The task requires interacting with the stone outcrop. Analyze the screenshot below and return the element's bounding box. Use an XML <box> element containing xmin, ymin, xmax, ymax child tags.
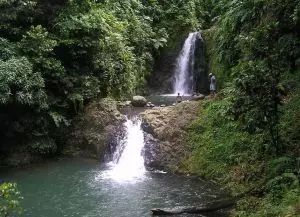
<box><xmin>66</xmin><ymin>98</ymin><xmax>126</xmax><ymax>159</ymax></box>
<box><xmin>191</xmin><ymin>94</ymin><xmax>205</xmax><ymax>101</ymax></box>
<box><xmin>141</xmin><ymin>101</ymin><xmax>203</xmax><ymax>171</ymax></box>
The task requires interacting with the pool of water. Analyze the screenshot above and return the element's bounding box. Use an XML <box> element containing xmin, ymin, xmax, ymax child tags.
<box><xmin>146</xmin><ymin>94</ymin><xmax>192</xmax><ymax>106</ymax></box>
<box><xmin>1</xmin><ymin>158</ymin><xmax>229</xmax><ymax>217</ymax></box>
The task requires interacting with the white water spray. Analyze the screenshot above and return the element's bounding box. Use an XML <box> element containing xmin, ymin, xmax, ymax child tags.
<box><xmin>101</xmin><ymin>117</ymin><xmax>146</xmax><ymax>182</ymax></box>
<box><xmin>173</xmin><ymin>32</ymin><xmax>200</xmax><ymax>95</ymax></box>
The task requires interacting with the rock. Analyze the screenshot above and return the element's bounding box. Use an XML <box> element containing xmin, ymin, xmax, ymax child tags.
<box><xmin>141</xmin><ymin>121</ymin><xmax>154</xmax><ymax>135</ymax></box>
<box><xmin>160</xmin><ymin>104</ymin><xmax>166</xmax><ymax>107</ymax></box>
<box><xmin>146</xmin><ymin>102</ymin><xmax>155</xmax><ymax>108</ymax></box>
<box><xmin>148</xmin><ymin>32</ymin><xmax>209</xmax><ymax>94</ymax></box>
<box><xmin>66</xmin><ymin>98</ymin><xmax>126</xmax><ymax>159</ymax></box>
<box><xmin>131</xmin><ymin>96</ymin><xmax>147</xmax><ymax>107</ymax></box>
<box><xmin>141</xmin><ymin>101</ymin><xmax>203</xmax><ymax>171</ymax></box>
<box><xmin>125</xmin><ymin>101</ymin><xmax>131</xmax><ymax>106</ymax></box>
<box><xmin>193</xmin><ymin>33</ymin><xmax>210</xmax><ymax>94</ymax></box>
<box><xmin>142</xmin><ymin>133</ymin><xmax>165</xmax><ymax>171</ymax></box>
<box><xmin>117</xmin><ymin>100</ymin><xmax>132</xmax><ymax>107</ymax></box>
<box><xmin>191</xmin><ymin>94</ymin><xmax>205</xmax><ymax>101</ymax></box>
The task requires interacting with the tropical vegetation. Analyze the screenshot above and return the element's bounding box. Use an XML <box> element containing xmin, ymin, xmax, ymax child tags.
<box><xmin>0</xmin><ymin>0</ymin><xmax>299</xmax><ymax>216</ymax></box>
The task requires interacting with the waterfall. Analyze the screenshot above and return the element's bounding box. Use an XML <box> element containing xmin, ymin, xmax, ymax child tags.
<box><xmin>102</xmin><ymin>116</ymin><xmax>146</xmax><ymax>182</ymax></box>
<box><xmin>173</xmin><ymin>32</ymin><xmax>201</xmax><ymax>95</ymax></box>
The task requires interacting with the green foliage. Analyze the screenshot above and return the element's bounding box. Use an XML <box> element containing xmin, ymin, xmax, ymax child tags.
<box><xmin>187</xmin><ymin>0</ymin><xmax>300</xmax><ymax>207</ymax></box>
<box><xmin>28</xmin><ymin>138</ymin><xmax>57</xmax><ymax>156</ymax></box>
<box><xmin>0</xmin><ymin>0</ymin><xmax>170</xmax><ymax>155</ymax></box>
<box><xmin>230</xmin><ymin>60</ymin><xmax>282</xmax><ymax>152</ymax></box>
<box><xmin>0</xmin><ymin>57</ymin><xmax>47</xmax><ymax>109</ymax></box>
<box><xmin>186</xmin><ymin>95</ymin><xmax>300</xmax><ymax>216</ymax></box>
<box><xmin>0</xmin><ymin>0</ymin><xmax>36</xmax><ymax>40</ymax></box>
<box><xmin>207</xmin><ymin>0</ymin><xmax>300</xmax><ymax>155</ymax></box>
<box><xmin>0</xmin><ymin>182</ymin><xmax>23</xmax><ymax>217</ymax></box>
<box><xmin>186</xmin><ymin>96</ymin><xmax>265</xmax><ymax>193</ymax></box>
<box><xmin>201</xmin><ymin>28</ymin><xmax>227</xmax><ymax>88</ymax></box>
<box><xmin>233</xmin><ymin>188</ymin><xmax>300</xmax><ymax>217</ymax></box>
<box><xmin>0</xmin><ymin>38</ymin><xmax>16</xmax><ymax>60</ymax></box>
<box><xmin>0</xmin><ymin>0</ymin><xmax>299</xmax><ymax>216</ymax></box>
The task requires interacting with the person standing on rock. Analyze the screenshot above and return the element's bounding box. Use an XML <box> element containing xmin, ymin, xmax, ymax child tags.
<box><xmin>209</xmin><ymin>73</ymin><xmax>216</xmax><ymax>97</ymax></box>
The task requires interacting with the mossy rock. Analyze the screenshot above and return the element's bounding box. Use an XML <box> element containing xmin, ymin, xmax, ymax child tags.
<box><xmin>66</xmin><ymin>98</ymin><xmax>126</xmax><ymax>159</ymax></box>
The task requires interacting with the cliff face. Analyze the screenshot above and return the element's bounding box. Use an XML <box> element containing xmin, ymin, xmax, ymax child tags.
<box><xmin>194</xmin><ymin>34</ymin><xmax>209</xmax><ymax>94</ymax></box>
<box><xmin>148</xmin><ymin>47</ymin><xmax>181</xmax><ymax>94</ymax></box>
<box><xmin>66</xmin><ymin>98</ymin><xmax>126</xmax><ymax>159</ymax></box>
<box><xmin>148</xmin><ymin>32</ymin><xmax>209</xmax><ymax>94</ymax></box>
<box><xmin>141</xmin><ymin>101</ymin><xmax>203</xmax><ymax>171</ymax></box>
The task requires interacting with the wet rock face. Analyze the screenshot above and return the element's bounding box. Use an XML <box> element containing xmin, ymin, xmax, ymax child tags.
<box><xmin>104</xmin><ymin>124</ymin><xmax>126</xmax><ymax>162</ymax></box>
<box><xmin>148</xmin><ymin>32</ymin><xmax>209</xmax><ymax>95</ymax></box>
<box><xmin>142</xmin><ymin>133</ymin><xmax>165</xmax><ymax>171</ymax></box>
<box><xmin>141</xmin><ymin>101</ymin><xmax>203</xmax><ymax>171</ymax></box>
<box><xmin>66</xmin><ymin>98</ymin><xmax>126</xmax><ymax>159</ymax></box>
<box><xmin>193</xmin><ymin>34</ymin><xmax>209</xmax><ymax>94</ymax></box>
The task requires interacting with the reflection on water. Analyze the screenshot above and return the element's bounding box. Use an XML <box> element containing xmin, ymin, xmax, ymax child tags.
<box><xmin>0</xmin><ymin>159</ymin><xmax>229</xmax><ymax>217</ymax></box>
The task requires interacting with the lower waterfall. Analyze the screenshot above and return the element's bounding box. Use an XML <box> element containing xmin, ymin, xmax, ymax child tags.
<box><xmin>102</xmin><ymin>116</ymin><xmax>146</xmax><ymax>182</ymax></box>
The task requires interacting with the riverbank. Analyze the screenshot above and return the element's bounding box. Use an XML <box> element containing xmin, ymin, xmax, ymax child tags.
<box><xmin>140</xmin><ymin>93</ymin><xmax>299</xmax><ymax>216</ymax></box>
<box><xmin>183</xmin><ymin>94</ymin><xmax>300</xmax><ymax>216</ymax></box>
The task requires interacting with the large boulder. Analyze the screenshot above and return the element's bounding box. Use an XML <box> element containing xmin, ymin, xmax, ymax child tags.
<box><xmin>131</xmin><ymin>96</ymin><xmax>147</xmax><ymax>107</ymax></box>
<box><xmin>66</xmin><ymin>98</ymin><xmax>126</xmax><ymax>159</ymax></box>
<box><xmin>141</xmin><ymin>101</ymin><xmax>203</xmax><ymax>171</ymax></box>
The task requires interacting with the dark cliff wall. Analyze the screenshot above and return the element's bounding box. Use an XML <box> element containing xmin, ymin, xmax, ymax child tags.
<box><xmin>148</xmin><ymin>34</ymin><xmax>186</xmax><ymax>94</ymax></box>
<box><xmin>148</xmin><ymin>31</ymin><xmax>209</xmax><ymax>94</ymax></box>
<box><xmin>193</xmin><ymin>34</ymin><xmax>209</xmax><ymax>94</ymax></box>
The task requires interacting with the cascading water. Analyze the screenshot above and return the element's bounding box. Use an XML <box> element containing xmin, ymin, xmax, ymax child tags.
<box><xmin>173</xmin><ymin>32</ymin><xmax>201</xmax><ymax>95</ymax></box>
<box><xmin>101</xmin><ymin>116</ymin><xmax>146</xmax><ymax>182</ymax></box>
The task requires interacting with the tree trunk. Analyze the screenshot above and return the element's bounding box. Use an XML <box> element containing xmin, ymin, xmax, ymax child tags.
<box><xmin>151</xmin><ymin>198</ymin><xmax>235</xmax><ymax>215</ymax></box>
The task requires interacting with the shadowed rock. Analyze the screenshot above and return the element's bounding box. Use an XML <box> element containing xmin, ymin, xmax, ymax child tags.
<box><xmin>66</xmin><ymin>98</ymin><xmax>126</xmax><ymax>159</ymax></box>
<box><xmin>141</xmin><ymin>101</ymin><xmax>203</xmax><ymax>171</ymax></box>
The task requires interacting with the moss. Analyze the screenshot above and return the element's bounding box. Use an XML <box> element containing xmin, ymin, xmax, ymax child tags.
<box><xmin>202</xmin><ymin>28</ymin><xmax>227</xmax><ymax>89</ymax></box>
<box><xmin>184</xmin><ymin>90</ymin><xmax>300</xmax><ymax>216</ymax></box>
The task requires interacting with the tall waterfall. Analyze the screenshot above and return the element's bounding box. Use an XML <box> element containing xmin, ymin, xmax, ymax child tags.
<box><xmin>173</xmin><ymin>32</ymin><xmax>200</xmax><ymax>95</ymax></box>
<box><xmin>102</xmin><ymin>117</ymin><xmax>146</xmax><ymax>182</ymax></box>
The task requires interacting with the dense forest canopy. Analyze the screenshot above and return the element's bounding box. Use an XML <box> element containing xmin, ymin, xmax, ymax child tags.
<box><xmin>0</xmin><ymin>0</ymin><xmax>205</xmax><ymax>155</ymax></box>
<box><xmin>1</xmin><ymin>0</ymin><xmax>300</xmax><ymax>216</ymax></box>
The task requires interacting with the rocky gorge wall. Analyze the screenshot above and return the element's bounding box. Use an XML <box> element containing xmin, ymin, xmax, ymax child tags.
<box><xmin>65</xmin><ymin>97</ymin><xmax>204</xmax><ymax>172</ymax></box>
<box><xmin>65</xmin><ymin>98</ymin><xmax>126</xmax><ymax>159</ymax></box>
<box><xmin>148</xmin><ymin>31</ymin><xmax>209</xmax><ymax>94</ymax></box>
<box><xmin>141</xmin><ymin>101</ymin><xmax>203</xmax><ymax>171</ymax></box>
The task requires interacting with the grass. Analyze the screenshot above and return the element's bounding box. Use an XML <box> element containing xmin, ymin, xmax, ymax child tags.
<box><xmin>184</xmin><ymin>79</ymin><xmax>300</xmax><ymax>216</ymax></box>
